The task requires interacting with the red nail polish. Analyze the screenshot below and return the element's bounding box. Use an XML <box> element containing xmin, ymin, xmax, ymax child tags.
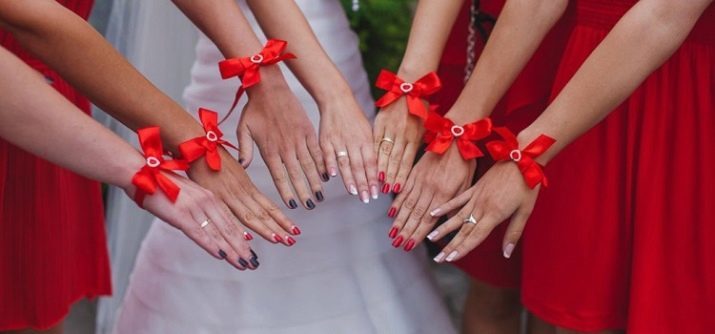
<box><xmin>392</xmin><ymin>235</ymin><xmax>404</xmax><ymax>248</ymax></box>
<box><xmin>291</xmin><ymin>226</ymin><xmax>301</xmax><ymax>235</ymax></box>
<box><xmin>393</xmin><ymin>183</ymin><xmax>402</xmax><ymax>193</ymax></box>
<box><xmin>404</xmin><ymin>239</ymin><xmax>415</xmax><ymax>252</ymax></box>
<box><xmin>388</xmin><ymin>227</ymin><xmax>398</xmax><ymax>238</ymax></box>
<box><xmin>378</xmin><ymin>171</ymin><xmax>385</xmax><ymax>182</ymax></box>
<box><xmin>381</xmin><ymin>183</ymin><xmax>391</xmax><ymax>194</ymax></box>
<box><xmin>273</xmin><ymin>234</ymin><xmax>283</xmax><ymax>243</ymax></box>
<box><xmin>387</xmin><ymin>207</ymin><xmax>397</xmax><ymax>218</ymax></box>
<box><xmin>286</xmin><ymin>236</ymin><xmax>296</xmax><ymax>246</ymax></box>
<box><xmin>243</xmin><ymin>232</ymin><xmax>254</xmax><ymax>241</ymax></box>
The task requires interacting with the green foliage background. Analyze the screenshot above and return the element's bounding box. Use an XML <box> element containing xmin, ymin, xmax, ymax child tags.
<box><xmin>339</xmin><ymin>0</ymin><xmax>416</xmax><ymax>96</ymax></box>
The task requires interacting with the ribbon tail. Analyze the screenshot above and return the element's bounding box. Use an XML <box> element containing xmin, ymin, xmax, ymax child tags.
<box><xmin>375</xmin><ymin>92</ymin><xmax>402</xmax><ymax>108</ymax></box>
<box><xmin>425</xmin><ymin>137</ymin><xmax>452</xmax><ymax>155</ymax></box>
<box><xmin>220</xmin><ymin>86</ymin><xmax>246</xmax><ymax>125</ymax></box>
<box><xmin>486</xmin><ymin>141</ymin><xmax>511</xmax><ymax>161</ymax></box>
<box><xmin>131</xmin><ymin>171</ymin><xmax>157</xmax><ymax>207</ymax></box>
<box><xmin>457</xmin><ymin>140</ymin><xmax>483</xmax><ymax>160</ymax></box>
<box><xmin>206</xmin><ymin>149</ymin><xmax>222</xmax><ymax>171</ymax></box>
<box><xmin>178</xmin><ymin>139</ymin><xmax>208</xmax><ymax>163</ymax></box>
<box><xmin>406</xmin><ymin>96</ymin><xmax>428</xmax><ymax>120</ymax></box>
<box><xmin>155</xmin><ymin>172</ymin><xmax>182</xmax><ymax>203</ymax></box>
<box><xmin>520</xmin><ymin>160</ymin><xmax>545</xmax><ymax>189</ymax></box>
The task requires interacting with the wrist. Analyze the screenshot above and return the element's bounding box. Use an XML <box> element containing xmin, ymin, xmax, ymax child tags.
<box><xmin>116</xmin><ymin>154</ymin><xmax>146</xmax><ymax>190</ymax></box>
<box><xmin>397</xmin><ymin>62</ymin><xmax>437</xmax><ymax>82</ymax></box>
<box><xmin>245</xmin><ymin>66</ymin><xmax>290</xmax><ymax>97</ymax></box>
<box><xmin>517</xmin><ymin>126</ymin><xmax>558</xmax><ymax>165</ymax></box>
<box><xmin>443</xmin><ymin>105</ymin><xmax>490</xmax><ymax>125</ymax></box>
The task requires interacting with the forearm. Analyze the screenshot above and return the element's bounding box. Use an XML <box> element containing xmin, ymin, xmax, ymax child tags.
<box><xmin>0</xmin><ymin>0</ymin><xmax>203</xmax><ymax>151</ymax></box>
<box><xmin>518</xmin><ymin>0</ymin><xmax>711</xmax><ymax>163</ymax></box>
<box><xmin>398</xmin><ymin>0</ymin><xmax>465</xmax><ymax>80</ymax></box>
<box><xmin>245</xmin><ymin>0</ymin><xmax>352</xmax><ymax>107</ymax></box>
<box><xmin>446</xmin><ymin>0</ymin><xmax>567</xmax><ymax>123</ymax></box>
<box><xmin>0</xmin><ymin>46</ymin><xmax>142</xmax><ymax>188</ymax></box>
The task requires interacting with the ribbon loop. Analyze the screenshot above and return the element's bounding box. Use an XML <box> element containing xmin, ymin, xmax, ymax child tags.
<box><xmin>132</xmin><ymin>127</ymin><xmax>189</xmax><ymax>207</ymax></box>
<box><xmin>374</xmin><ymin>70</ymin><xmax>442</xmax><ymax>120</ymax></box>
<box><xmin>423</xmin><ymin>111</ymin><xmax>492</xmax><ymax>160</ymax></box>
<box><xmin>178</xmin><ymin>108</ymin><xmax>239</xmax><ymax>171</ymax></box>
<box><xmin>486</xmin><ymin>127</ymin><xmax>556</xmax><ymax>188</ymax></box>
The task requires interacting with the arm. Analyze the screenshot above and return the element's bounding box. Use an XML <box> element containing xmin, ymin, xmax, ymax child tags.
<box><xmin>0</xmin><ymin>45</ymin><xmax>255</xmax><ymax>269</ymax></box>
<box><xmin>433</xmin><ymin>0</ymin><xmax>713</xmax><ymax>262</ymax></box>
<box><xmin>0</xmin><ymin>0</ymin><xmax>297</xmax><ymax>246</ymax></box>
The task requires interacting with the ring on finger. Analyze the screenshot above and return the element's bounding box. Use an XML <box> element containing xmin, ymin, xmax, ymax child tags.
<box><xmin>200</xmin><ymin>219</ymin><xmax>211</xmax><ymax>229</ymax></box>
<box><xmin>380</xmin><ymin>137</ymin><xmax>395</xmax><ymax>144</ymax></box>
<box><xmin>336</xmin><ymin>150</ymin><xmax>348</xmax><ymax>158</ymax></box>
<box><xmin>463</xmin><ymin>214</ymin><xmax>477</xmax><ymax>225</ymax></box>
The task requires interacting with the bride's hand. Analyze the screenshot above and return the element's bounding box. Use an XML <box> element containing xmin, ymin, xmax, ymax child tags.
<box><xmin>428</xmin><ymin>162</ymin><xmax>539</xmax><ymax>263</ymax></box>
<box><xmin>318</xmin><ymin>93</ymin><xmax>379</xmax><ymax>203</ymax></box>
<box><xmin>237</xmin><ymin>77</ymin><xmax>327</xmax><ymax>211</ymax></box>
<box><xmin>124</xmin><ymin>171</ymin><xmax>259</xmax><ymax>270</ymax></box>
<box><xmin>373</xmin><ymin>99</ymin><xmax>424</xmax><ymax>195</ymax></box>
<box><xmin>388</xmin><ymin>148</ymin><xmax>475</xmax><ymax>251</ymax></box>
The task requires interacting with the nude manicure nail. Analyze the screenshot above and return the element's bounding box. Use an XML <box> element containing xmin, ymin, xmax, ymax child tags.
<box><xmin>360</xmin><ymin>191</ymin><xmax>370</xmax><ymax>204</ymax></box>
<box><xmin>349</xmin><ymin>184</ymin><xmax>358</xmax><ymax>195</ymax></box>
<box><xmin>330</xmin><ymin>167</ymin><xmax>338</xmax><ymax>177</ymax></box>
<box><xmin>433</xmin><ymin>252</ymin><xmax>446</xmax><ymax>262</ymax></box>
<box><xmin>370</xmin><ymin>185</ymin><xmax>379</xmax><ymax>200</ymax></box>
<box><xmin>429</xmin><ymin>208</ymin><xmax>441</xmax><ymax>217</ymax></box>
<box><xmin>503</xmin><ymin>243</ymin><xmax>515</xmax><ymax>259</ymax></box>
<box><xmin>446</xmin><ymin>251</ymin><xmax>459</xmax><ymax>262</ymax></box>
<box><xmin>426</xmin><ymin>230</ymin><xmax>439</xmax><ymax>241</ymax></box>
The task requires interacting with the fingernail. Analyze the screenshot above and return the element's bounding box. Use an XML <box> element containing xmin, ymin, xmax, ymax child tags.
<box><xmin>388</xmin><ymin>226</ymin><xmax>398</xmax><ymax>238</ymax></box>
<box><xmin>349</xmin><ymin>184</ymin><xmax>358</xmax><ymax>195</ymax></box>
<box><xmin>381</xmin><ymin>183</ymin><xmax>391</xmax><ymax>194</ymax></box>
<box><xmin>360</xmin><ymin>191</ymin><xmax>370</xmax><ymax>204</ymax></box>
<box><xmin>285</xmin><ymin>236</ymin><xmax>296</xmax><ymax>246</ymax></box>
<box><xmin>306</xmin><ymin>199</ymin><xmax>316</xmax><ymax>209</ymax></box>
<box><xmin>393</xmin><ymin>183</ymin><xmax>402</xmax><ymax>193</ymax></box>
<box><xmin>429</xmin><ymin>208</ymin><xmax>441</xmax><ymax>217</ymax></box>
<box><xmin>250</xmin><ymin>249</ymin><xmax>258</xmax><ymax>259</ymax></box>
<box><xmin>426</xmin><ymin>230</ymin><xmax>439</xmax><ymax>241</ymax></box>
<box><xmin>243</xmin><ymin>231</ymin><xmax>254</xmax><ymax>241</ymax></box>
<box><xmin>272</xmin><ymin>233</ymin><xmax>283</xmax><ymax>243</ymax></box>
<box><xmin>392</xmin><ymin>235</ymin><xmax>404</xmax><ymax>248</ymax></box>
<box><xmin>404</xmin><ymin>239</ymin><xmax>415</xmax><ymax>252</ymax></box>
<box><xmin>370</xmin><ymin>185</ymin><xmax>379</xmax><ymax>200</ymax></box>
<box><xmin>291</xmin><ymin>225</ymin><xmax>301</xmax><ymax>235</ymax></box>
<box><xmin>288</xmin><ymin>199</ymin><xmax>298</xmax><ymax>209</ymax></box>
<box><xmin>330</xmin><ymin>167</ymin><xmax>338</xmax><ymax>177</ymax></box>
<box><xmin>446</xmin><ymin>251</ymin><xmax>459</xmax><ymax>262</ymax></box>
<box><xmin>238</xmin><ymin>258</ymin><xmax>249</xmax><ymax>268</ymax></box>
<box><xmin>433</xmin><ymin>252</ymin><xmax>446</xmax><ymax>262</ymax></box>
<box><xmin>315</xmin><ymin>191</ymin><xmax>324</xmax><ymax>202</ymax></box>
<box><xmin>238</xmin><ymin>158</ymin><xmax>245</xmax><ymax>165</ymax></box>
<box><xmin>250</xmin><ymin>257</ymin><xmax>260</xmax><ymax>268</ymax></box>
<box><xmin>378</xmin><ymin>171</ymin><xmax>385</xmax><ymax>182</ymax></box>
<box><xmin>387</xmin><ymin>207</ymin><xmax>397</xmax><ymax>218</ymax></box>
<box><xmin>321</xmin><ymin>172</ymin><xmax>330</xmax><ymax>182</ymax></box>
<box><xmin>503</xmin><ymin>243</ymin><xmax>515</xmax><ymax>259</ymax></box>
<box><xmin>218</xmin><ymin>250</ymin><xmax>227</xmax><ymax>259</ymax></box>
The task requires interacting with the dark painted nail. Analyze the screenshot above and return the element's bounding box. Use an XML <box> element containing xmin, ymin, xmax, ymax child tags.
<box><xmin>250</xmin><ymin>257</ymin><xmax>260</xmax><ymax>268</ymax></box>
<box><xmin>238</xmin><ymin>258</ymin><xmax>249</xmax><ymax>268</ymax></box>
<box><xmin>288</xmin><ymin>199</ymin><xmax>298</xmax><ymax>209</ymax></box>
<box><xmin>238</xmin><ymin>158</ymin><xmax>245</xmax><ymax>164</ymax></box>
<box><xmin>218</xmin><ymin>250</ymin><xmax>227</xmax><ymax>259</ymax></box>
<box><xmin>321</xmin><ymin>173</ymin><xmax>330</xmax><ymax>182</ymax></box>
<box><xmin>250</xmin><ymin>249</ymin><xmax>258</xmax><ymax>259</ymax></box>
<box><xmin>306</xmin><ymin>199</ymin><xmax>315</xmax><ymax>209</ymax></box>
<box><xmin>315</xmin><ymin>191</ymin><xmax>324</xmax><ymax>202</ymax></box>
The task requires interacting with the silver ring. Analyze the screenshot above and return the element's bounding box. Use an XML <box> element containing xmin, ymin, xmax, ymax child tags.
<box><xmin>463</xmin><ymin>214</ymin><xmax>477</xmax><ymax>225</ymax></box>
<box><xmin>336</xmin><ymin>150</ymin><xmax>348</xmax><ymax>158</ymax></box>
<box><xmin>200</xmin><ymin>219</ymin><xmax>211</xmax><ymax>229</ymax></box>
<box><xmin>380</xmin><ymin>137</ymin><xmax>395</xmax><ymax>144</ymax></box>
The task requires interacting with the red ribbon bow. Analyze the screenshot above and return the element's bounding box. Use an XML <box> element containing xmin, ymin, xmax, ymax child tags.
<box><xmin>218</xmin><ymin>39</ymin><xmax>297</xmax><ymax>122</ymax></box>
<box><xmin>486</xmin><ymin>127</ymin><xmax>556</xmax><ymax>189</ymax></box>
<box><xmin>374</xmin><ymin>70</ymin><xmax>442</xmax><ymax>120</ymax></box>
<box><xmin>423</xmin><ymin>111</ymin><xmax>492</xmax><ymax>160</ymax></box>
<box><xmin>132</xmin><ymin>127</ymin><xmax>189</xmax><ymax>207</ymax></box>
<box><xmin>178</xmin><ymin>108</ymin><xmax>239</xmax><ymax>171</ymax></box>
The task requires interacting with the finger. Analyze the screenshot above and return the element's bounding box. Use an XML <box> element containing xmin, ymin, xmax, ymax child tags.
<box><xmin>375</xmin><ymin>128</ymin><xmax>393</xmax><ymax>185</ymax></box>
<box><xmin>399</xmin><ymin>192</ymin><xmax>434</xmax><ymax>252</ymax></box>
<box><xmin>392</xmin><ymin>142</ymin><xmax>419</xmax><ymax>194</ymax></box>
<box><xmin>408</xmin><ymin>192</ymin><xmax>450</xmax><ymax>249</ymax></box>
<box><xmin>203</xmin><ymin>192</ymin><xmax>253</xmax><ymax>262</ymax></box>
<box><xmin>237</xmin><ymin>123</ymin><xmax>254</xmax><ymax>168</ymax></box>
<box><xmin>429</xmin><ymin>186</ymin><xmax>477</xmax><ymax>218</ymax></box>
<box><xmin>348</xmin><ymin>145</ymin><xmax>370</xmax><ymax>204</ymax></box>
<box><xmin>189</xmin><ymin>206</ymin><xmax>244</xmax><ymax>270</ymax></box>
<box><xmin>428</xmin><ymin>195</ymin><xmax>480</xmax><ymax>243</ymax></box>
<box><xmin>438</xmin><ymin>213</ymin><xmax>501</xmax><ymax>264</ymax></box>
<box><xmin>502</xmin><ymin>206</ymin><xmax>532</xmax><ymax>259</ymax></box>
<box><xmin>307</xmin><ymin>134</ymin><xmax>329</xmax><ymax>182</ymax></box>
<box><xmin>283</xmin><ymin>153</ymin><xmax>316</xmax><ymax>209</ymax></box>
<box><xmin>335</xmin><ymin>146</ymin><xmax>358</xmax><ymax>196</ymax></box>
<box><xmin>297</xmin><ymin>144</ymin><xmax>324</xmax><ymax>203</ymax></box>
<box><xmin>176</xmin><ymin>212</ymin><xmax>222</xmax><ymax>260</ymax></box>
<box><xmin>238</xmin><ymin>192</ymin><xmax>297</xmax><ymax>247</ymax></box>
<box><xmin>218</xmin><ymin>200</ymin><xmax>255</xmax><ymax>242</ymax></box>
<box><xmin>221</xmin><ymin>187</ymin><xmax>296</xmax><ymax>247</ymax></box>
<box><xmin>361</xmin><ymin>144</ymin><xmax>380</xmax><ymax>201</ymax></box>
<box><xmin>383</xmin><ymin>137</ymin><xmax>405</xmax><ymax>193</ymax></box>
<box><xmin>321</xmin><ymin>140</ymin><xmax>339</xmax><ymax>179</ymax></box>
<box><xmin>263</xmin><ymin>155</ymin><xmax>299</xmax><ymax>209</ymax></box>
<box><xmin>251</xmin><ymin>190</ymin><xmax>301</xmax><ymax>237</ymax></box>
<box><xmin>389</xmin><ymin>185</ymin><xmax>422</xmax><ymax>248</ymax></box>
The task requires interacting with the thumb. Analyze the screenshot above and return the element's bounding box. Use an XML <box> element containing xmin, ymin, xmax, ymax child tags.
<box><xmin>237</xmin><ymin>123</ymin><xmax>254</xmax><ymax>168</ymax></box>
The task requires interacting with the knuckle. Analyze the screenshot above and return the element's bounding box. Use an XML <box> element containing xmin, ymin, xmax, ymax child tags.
<box><xmin>403</xmin><ymin>199</ymin><xmax>417</xmax><ymax>210</ymax></box>
<box><xmin>412</xmin><ymin>206</ymin><xmax>427</xmax><ymax>217</ymax></box>
<box><xmin>255</xmin><ymin>210</ymin><xmax>269</xmax><ymax>222</ymax></box>
<box><xmin>338</xmin><ymin>158</ymin><xmax>350</xmax><ymax>168</ymax></box>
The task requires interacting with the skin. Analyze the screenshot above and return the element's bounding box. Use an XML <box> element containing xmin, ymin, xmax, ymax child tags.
<box><xmin>430</xmin><ymin>0</ymin><xmax>712</xmax><ymax>332</ymax></box>
<box><xmin>0</xmin><ymin>0</ymin><xmax>297</xmax><ymax>246</ymax></box>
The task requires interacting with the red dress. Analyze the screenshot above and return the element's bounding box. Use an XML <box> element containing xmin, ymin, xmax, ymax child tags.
<box><xmin>522</xmin><ymin>1</ymin><xmax>715</xmax><ymax>332</ymax></box>
<box><xmin>430</xmin><ymin>1</ymin><xmax>572</xmax><ymax>289</ymax></box>
<box><xmin>0</xmin><ymin>0</ymin><xmax>111</xmax><ymax>330</ymax></box>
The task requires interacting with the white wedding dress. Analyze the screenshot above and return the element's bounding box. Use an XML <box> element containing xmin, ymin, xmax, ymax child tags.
<box><xmin>113</xmin><ymin>1</ymin><xmax>455</xmax><ymax>333</ymax></box>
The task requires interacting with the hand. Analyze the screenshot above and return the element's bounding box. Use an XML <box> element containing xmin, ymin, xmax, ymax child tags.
<box><xmin>188</xmin><ymin>150</ymin><xmax>299</xmax><ymax>247</ymax></box>
<box><xmin>373</xmin><ymin>98</ymin><xmax>425</xmax><ymax>195</ymax></box>
<box><xmin>387</xmin><ymin>147</ymin><xmax>475</xmax><ymax>251</ymax></box>
<box><xmin>124</xmin><ymin>172</ymin><xmax>258</xmax><ymax>270</ymax></box>
<box><xmin>237</xmin><ymin>81</ymin><xmax>327</xmax><ymax>210</ymax></box>
<box><xmin>319</xmin><ymin>94</ymin><xmax>379</xmax><ymax>203</ymax></box>
<box><xmin>429</xmin><ymin>161</ymin><xmax>539</xmax><ymax>263</ymax></box>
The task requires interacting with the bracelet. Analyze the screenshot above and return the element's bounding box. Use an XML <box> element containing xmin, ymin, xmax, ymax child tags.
<box><xmin>374</xmin><ymin>69</ymin><xmax>441</xmax><ymax>120</ymax></box>
<box><xmin>423</xmin><ymin>110</ymin><xmax>492</xmax><ymax>160</ymax></box>
<box><xmin>132</xmin><ymin>127</ymin><xmax>189</xmax><ymax>207</ymax></box>
<box><xmin>218</xmin><ymin>39</ymin><xmax>296</xmax><ymax>123</ymax></box>
<box><xmin>486</xmin><ymin>127</ymin><xmax>556</xmax><ymax>188</ymax></box>
<box><xmin>178</xmin><ymin>108</ymin><xmax>238</xmax><ymax>171</ymax></box>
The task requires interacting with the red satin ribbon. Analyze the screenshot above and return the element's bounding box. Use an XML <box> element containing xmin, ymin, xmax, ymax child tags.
<box><xmin>423</xmin><ymin>111</ymin><xmax>492</xmax><ymax>160</ymax></box>
<box><xmin>218</xmin><ymin>39</ymin><xmax>296</xmax><ymax>123</ymax></box>
<box><xmin>486</xmin><ymin>127</ymin><xmax>556</xmax><ymax>189</ymax></box>
<box><xmin>132</xmin><ymin>127</ymin><xmax>189</xmax><ymax>207</ymax></box>
<box><xmin>374</xmin><ymin>70</ymin><xmax>442</xmax><ymax>120</ymax></box>
<box><xmin>178</xmin><ymin>108</ymin><xmax>239</xmax><ymax>171</ymax></box>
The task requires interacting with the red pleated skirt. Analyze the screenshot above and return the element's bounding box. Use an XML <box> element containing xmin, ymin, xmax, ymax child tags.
<box><xmin>522</xmin><ymin>1</ymin><xmax>715</xmax><ymax>332</ymax></box>
<box><xmin>0</xmin><ymin>0</ymin><xmax>112</xmax><ymax>330</ymax></box>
